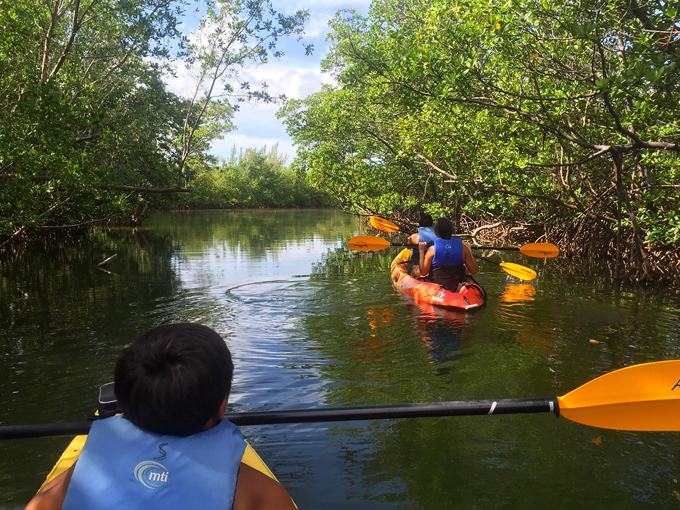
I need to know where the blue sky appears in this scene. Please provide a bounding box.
[165,0,372,164]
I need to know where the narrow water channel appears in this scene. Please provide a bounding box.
[1,209,680,508]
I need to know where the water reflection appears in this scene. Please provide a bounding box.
[499,284,536,304]
[0,227,187,504]
[303,236,680,507]
[409,304,473,374]
[2,210,680,509]
[347,309,396,365]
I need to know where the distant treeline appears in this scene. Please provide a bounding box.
[181,146,333,210]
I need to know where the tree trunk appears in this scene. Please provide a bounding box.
[612,150,649,282]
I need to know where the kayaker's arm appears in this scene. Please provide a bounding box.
[462,243,478,274]
[233,462,296,510]
[25,464,75,510]
[418,243,434,278]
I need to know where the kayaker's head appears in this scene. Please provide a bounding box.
[418,215,433,227]
[114,323,234,437]
[434,218,453,239]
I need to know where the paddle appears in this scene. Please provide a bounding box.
[369,216,559,258]
[2,360,679,439]
[476,243,559,258]
[473,255,537,281]
[369,216,401,233]
[348,235,404,251]
[348,236,537,281]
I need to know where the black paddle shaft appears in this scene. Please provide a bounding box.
[226,398,557,426]
[0,398,558,440]
[471,246,519,251]
[472,254,501,265]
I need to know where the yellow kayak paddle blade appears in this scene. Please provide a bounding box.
[498,262,537,281]
[558,360,680,431]
[348,236,391,251]
[519,243,560,258]
[370,216,400,233]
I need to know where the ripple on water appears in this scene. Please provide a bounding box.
[4,210,680,509]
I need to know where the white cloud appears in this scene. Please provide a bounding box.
[237,62,335,99]
[298,11,337,39]
[164,0,364,162]
[163,63,199,98]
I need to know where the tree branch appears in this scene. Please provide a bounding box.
[100,185,193,193]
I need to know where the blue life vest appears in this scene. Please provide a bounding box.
[63,415,246,510]
[417,226,436,244]
[408,227,436,272]
[431,237,464,268]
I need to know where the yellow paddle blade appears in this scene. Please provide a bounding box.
[370,216,400,233]
[498,262,537,281]
[519,243,560,258]
[348,236,391,251]
[558,360,680,431]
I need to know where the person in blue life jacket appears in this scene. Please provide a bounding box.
[26,323,296,510]
[418,217,478,291]
[406,214,435,278]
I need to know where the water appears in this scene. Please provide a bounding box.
[1,209,680,508]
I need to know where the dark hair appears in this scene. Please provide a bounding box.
[418,215,434,227]
[114,323,234,437]
[434,218,453,239]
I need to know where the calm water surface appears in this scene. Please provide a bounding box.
[1,209,680,508]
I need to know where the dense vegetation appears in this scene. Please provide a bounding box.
[0,0,318,249]
[280,0,680,285]
[184,146,332,209]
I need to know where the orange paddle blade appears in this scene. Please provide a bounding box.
[558,360,680,431]
[370,216,400,233]
[348,236,391,251]
[519,243,560,258]
[498,262,537,281]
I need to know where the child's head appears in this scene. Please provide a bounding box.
[418,215,434,227]
[434,218,453,239]
[114,323,234,437]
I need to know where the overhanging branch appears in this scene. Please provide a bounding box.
[100,185,192,193]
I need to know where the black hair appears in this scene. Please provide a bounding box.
[114,323,234,437]
[418,215,434,227]
[434,218,453,239]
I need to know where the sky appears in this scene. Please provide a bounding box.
[165,0,372,164]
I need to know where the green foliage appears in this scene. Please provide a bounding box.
[280,0,680,280]
[0,0,313,243]
[182,145,333,209]
[0,0,187,234]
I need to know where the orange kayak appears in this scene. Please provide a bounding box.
[390,249,486,310]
